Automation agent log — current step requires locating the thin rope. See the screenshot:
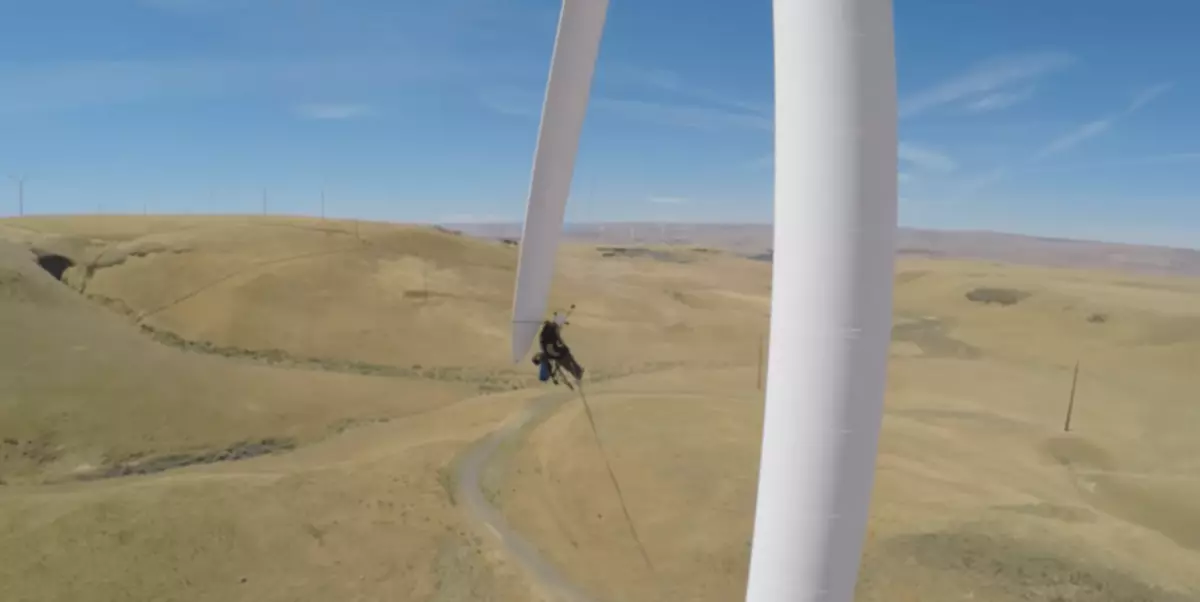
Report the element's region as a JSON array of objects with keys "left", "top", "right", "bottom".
[{"left": 575, "top": 384, "right": 655, "bottom": 572}]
